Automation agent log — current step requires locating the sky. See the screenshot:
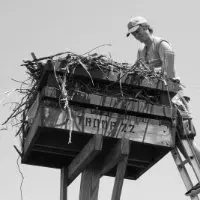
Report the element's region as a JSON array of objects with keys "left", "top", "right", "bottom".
[{"left": 1, "top": 0, "right": 200, "bottom": 200}]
